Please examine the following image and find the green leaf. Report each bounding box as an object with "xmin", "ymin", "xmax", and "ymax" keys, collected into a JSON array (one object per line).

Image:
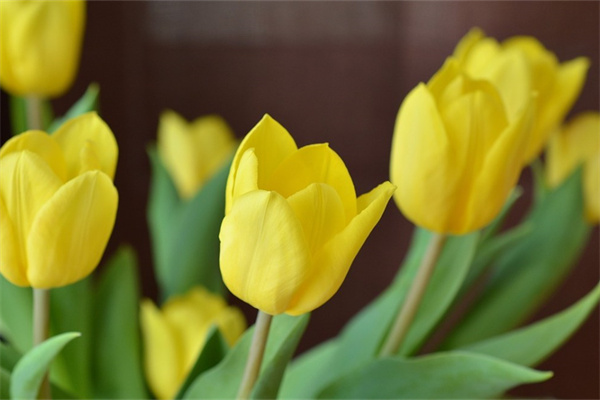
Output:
[
  {"xmin": 279, "ymin": 339, "xmax": 338, "ymax": 398},
  {"xmin": 0, "ymin": 276, "xmax": 32, "ymax": 354},
  {"xmin": 49, "ymin": 278, "xmax": 93, "ymax": 398},
  {"xmin": 10, "ymin": 332, "xmax": 80, "ymax": 400},
  {"xmin": 318, "ymin": 351, "xmax": 552, "ymax": 399},
  {"xmin": 0, "ymin": 341, "xmax": 21, "ymax": 372},
  {"xmin": 443, "ymin": 169, "xmax": 591, "ymax": 348},
  {"xmin": 480, "ymin": 186, "xmax": 524, "ymax": 243},
  {"xmin": 283, "ymin": 229, "xmax": 478, "ymax": 398},
  {"xmin": 92, "ymin": 246, "xmax": 147, "ymax": 399},
  {"xmin": 183, "ymin": 314, "xmax": 309, "ymax": 399},
  {"xmin": 461, "ymin": 283, "xmax": 600, "ymax": 367},
  {"xmin": 175, "ymin": 326, "xmax": 229, "ymax": 399},
  {"xmin": 1, "ymin": 368, "xmax": 10, "ymax": 400},
  {"xmin": 148, "ymin": 146, "xmax": 231, "ymax": 299},
  {"xmin": 48, "ymin": 84, "xmax": 100, "ymax": 133}
]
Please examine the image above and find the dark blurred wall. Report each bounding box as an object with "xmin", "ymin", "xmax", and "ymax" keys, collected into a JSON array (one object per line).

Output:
[{"xmin": 1, "ymin": 2, "xmax": 598, "ymax": 398}]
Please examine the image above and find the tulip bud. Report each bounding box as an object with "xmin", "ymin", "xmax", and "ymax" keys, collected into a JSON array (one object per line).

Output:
[
  {"xmin": 0, "ymin": 112, "xmax": 118, "ymax": 288},
  {"xmin": 454, "ymin": 28, "xmax": 589, "ymax": 163},
  {"xmin": 140, "ymin": 287, "xmax": 246, "ymax": 400},
  {"xmin": 158, "ymin": 110, "xmax": 236, "ymax": 200},
  {"xmin": 546, "ymin": 112, "xmax": 600, "ymax": 224},
  {"xmin": 390, "ymin": 58, "xmax": 534, "ymax": 235},
  {"xmin": 0, "ymin": 0, "xmax": 86, "ymax": 98},
  {"xmin": 220, "ymin": 114, "xmax": 395, "ymax": 316}
]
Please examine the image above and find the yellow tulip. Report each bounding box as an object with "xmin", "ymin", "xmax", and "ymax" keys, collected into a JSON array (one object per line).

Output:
[
  {"xmin": 454, "ymin": 28, "xmax": 589, "ymax": 163},
  {"xmin": 390, "ymin": 58, "xmax": 533, "ymax": 235},
  {"xmin": 158, "ymin": 110, "xmax": 237, "ymax": 200},
  {"xmin": 0, "ymin": 0, "xmax": 86, "ymax": 97},
  {"xmin": 220, "ymin": 114, "xmax": 395, "ymax": 316},
  {"xmin": 546, "ymin": 112, "xmax": 600, "ymax": 224},
  {"xmin": 140, "ymin": 287, "xmax": 246, "ymax": 400},
  {"xmin": 0, "ymin": 112, "xmax": 118, "ymax": 288}
]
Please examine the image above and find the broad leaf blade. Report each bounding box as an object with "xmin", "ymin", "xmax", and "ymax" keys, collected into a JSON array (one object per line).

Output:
[
  {"xmin": 1, "ymin": 367, "xmax": 10, "ymax": 399},
  {"xmin": 461, "ymin": 283, "xmax": 600, "ymax": 367},
  {"xmin": 92, "ymin": 246, "xmax": 147, "ymax": 399},
  {"xmin": 0, "ymin": 276, "xmax": 32, "ymax": 354},
  {"xmin": 183, "ymin": 314, "xmax": 309, "ymax": 399},
  {"xmin": 318, "ymin": 351, "xmax": 552, "ymax": 399},
  {"xmin": 10, "ymin": 332, "xmax": 80, "ymax": 400},
  {"xmin": 0, "ymin": 342, "xmax": 20, "ymax": 372}
]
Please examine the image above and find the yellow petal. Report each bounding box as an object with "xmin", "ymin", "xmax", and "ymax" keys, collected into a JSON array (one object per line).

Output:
[
  {"xmin": 0, "ymin": 151, "xmax": 63, "ymax": 283},
  {"xmin": 285, "ymin": 183, "xmax": 346, "ymax": 256},
  {"xmin": 267, "ymin": 143, "xmax": 357, "ymax": 221},
  {"xmin": 286, "ymin": 182, "xmax": 395, "ymax": 315},
  {"xmin": 453, "ymin": 28, "xmax": 485, "ymax": 63},
  {"xmin": 232, "ymin": 148, "xmax": 259, "ymax": 200},
  {"xmin": 390, "ymin": 83, "xmax": 461, "ymax": 233},
  {"xmin": 214, "ymin": 306, "xmax": 247, "ymax": 347},
  {"xmin": 526, "ymin": 57, "xmax": 589, "ymax": 163},
  {"xmin": 0, "ymin": 0, "xmax": 85, "ymax": 97},
  {"xmin": 0, "ymin": 130, "xmax": 67, "ymax": 181},
  {"xmin": 26, "ymin": 171, "xmax": 118, "ymax": 288},
  {"xmin": 226, "ymin": 114, "xmax": 297, "ymax": 214},
  {"xmin": 140, "ymin": 299, "xmax": 184, "ymax": 400},
  {"xmin": 584, "ymin": 156, "xmax": 600, "ymax": 224},
  {"xmin": 53, "ymin": 112, "xmax": 118, "ymax": 180},
  {"xmin": 0, "ymin": 196, "xmax": 28, "ymax": 286},
  {"xmin": 219, "ymin": 190, "xmax": 310, "ymax": 315}
]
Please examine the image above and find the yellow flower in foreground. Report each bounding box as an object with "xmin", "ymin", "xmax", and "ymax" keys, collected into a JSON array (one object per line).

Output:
[
  {"xmin": 390, "ymin": 58, "xmax": 533, "ymax": 235},
  {"xmin": 454, "ymin": 28, "xmax": 589, "ymax": 163},
  {"xmin": 546, "ymin": 112, "xmax": 600, "ymax": 224},
  {"xmin": 0, "ymin": 0, "xmax": 86, "ymax": 97},
  {"xmin": 158, "ymin": 110, "xmax": 236, "ymax": 200},
  {"xmin": 220, "ymin": 114, "xmax": 395, "ymax": 316},
  {"xmin": 140, "ymin": 287, "xmax": 246, "ymax": 400},
  {"xmin": 0, "ymin": 112, "xmax": 118, "ymax": 288}
]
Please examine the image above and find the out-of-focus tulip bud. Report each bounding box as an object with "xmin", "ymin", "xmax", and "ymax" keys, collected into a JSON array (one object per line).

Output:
[
  {"xmin": 220, "ymin": 114, "xmax": 395, "ymax": 316},
  {"xmin": 390, "ymin": 58, "xmax": 533, "ymax": 235},
  {"xmin": 140, "ymin": 287, "xmax": 246, "ymax": 400},
  {"xmin": 454, "ymin": 28, "xmax": 589, "ymax": 163},
  {"xmin": 0, "ymin": 0, "xmax": 86, "ymax": 97},
  {"xmin": 0, "ymin": 112, "xmax": 118, "ymax": 288},
  {"xmin": 546, "ymin": 112, "xmax": 600, "ymax": 224},
  {"xmin": 158, "ymin": 110, "xmax": 236, "ymax": 200}
]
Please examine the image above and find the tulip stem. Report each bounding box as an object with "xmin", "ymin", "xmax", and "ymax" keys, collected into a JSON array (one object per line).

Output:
[
  {"xmin": 33, "ymin": 288, "xmax": 51, "ymax": 399},
  {"xmin": 237, "ymin": 311, "xmax": 273, "ymax": 400},
  {"xmin": 379, "ymin": 233, "xmax": 447, "ymax": 357},
  {"xmin": 26, "ymin": 96, "xmax": 44, "ymax": 131}
]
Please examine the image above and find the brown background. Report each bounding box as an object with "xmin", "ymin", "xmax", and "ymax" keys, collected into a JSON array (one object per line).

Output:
[{"xmin": 1, "ymin": 1, "xmax": 598, "ymax": 398}]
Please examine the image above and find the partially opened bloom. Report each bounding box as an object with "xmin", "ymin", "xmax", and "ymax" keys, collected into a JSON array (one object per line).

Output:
[
  {"xmin": 390, "ymin": 58, "xmax": 533, "ymax": 235},
  {"xmin": 0, "ymin": 112, "xmax": 118, "ymax": 288},
  {"xmin": 0, "ymin": 0, "xmax": 86, "ymax": 97},
  {"xmin": 158, "ymin": 110, "xmax": 236, "ymax": 200},
  {"xmin": 546, "ymin": 112, "xmax": 600, "ymax": 224},
  {"xmin": 220, "ymin": 114, "xmax": 395, "ymax": 316},
  {"xmin": 140, "ymin": 287, "xmax": 246, "ymax": 400},
  {"xmin": 454, "ymin": 28, "xmax": 589, "ymax": 163}
]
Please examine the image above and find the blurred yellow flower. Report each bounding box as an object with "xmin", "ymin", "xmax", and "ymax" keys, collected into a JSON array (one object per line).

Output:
[
  {"xmin": 140, "ymin": 287, "xmax": 246, "ymax": 400},
  {"xmin": 220, "ymin": 114, "xmax": 395, "ymax": 316},
  {"xmin": 0, "ymin": 0, "xmax": 86, "ymax": 97},
  {"xmin": 454, "ymin": 28, "xmax": 589, "ymax": 163},
  {"xmin": 390, "ymin": 58, "xmax": 533, "ymax": 235},
  {"xmin": 158, "ymin": 110, "xmax": 236, "ymax": 200},
  {"xmin": 546, "ymin": 112, "xmax": 600, "ymax": 224},
  {"xmin": 0, "ymin": 112, "xmax": 118, "ymax": 288}
]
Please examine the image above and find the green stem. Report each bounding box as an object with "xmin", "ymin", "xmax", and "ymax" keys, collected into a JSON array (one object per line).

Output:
[
  {"xmin": 237, "ymin": 311, "xmax": 273, "ymax": 400},
  {"xmin": 26, "ymin": 96, "xmax": 43, "ymax": 130},
  {"xmin": 33, "ymin": 288, "xmax": 51, "ymax": 400},
  {"xmin": 379, "ymin": 233, "xmax": 447, "ymax": 357}
]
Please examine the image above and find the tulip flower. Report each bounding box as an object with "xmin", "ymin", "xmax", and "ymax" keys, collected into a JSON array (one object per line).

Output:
[
  {"xmin": 0, "ymin": 112, "xmax": 118, "ymax": 288},
  {"xmin": 220, "ymin": 114, "xmax": 395, "ymax": 316},
  {"xmin": 390, "ymin": 58, "xmax": 533, "ymax": 235},
  {"xmin": 140, "ymin": 287, "xmax": 246, "ymax": 400},
  {"xmin": 0, "ymin": 0, "xmax": 86, "ymax": 97},
  {"xmin": 454, "ymin": 28, "xmax": 589, "ymax": 163},
  {"xmin": 158, "ymin": 110, "xmax": 236, "ymax": 200},
  {"xmin": 546, "ymin": 112, "xmax": 600, "ymax": 224}
]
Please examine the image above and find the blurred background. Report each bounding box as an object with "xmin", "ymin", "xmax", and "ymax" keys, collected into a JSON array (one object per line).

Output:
[{"xmin": 1, "ymin": 1, "xmax": 598, "ymax": 398}]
